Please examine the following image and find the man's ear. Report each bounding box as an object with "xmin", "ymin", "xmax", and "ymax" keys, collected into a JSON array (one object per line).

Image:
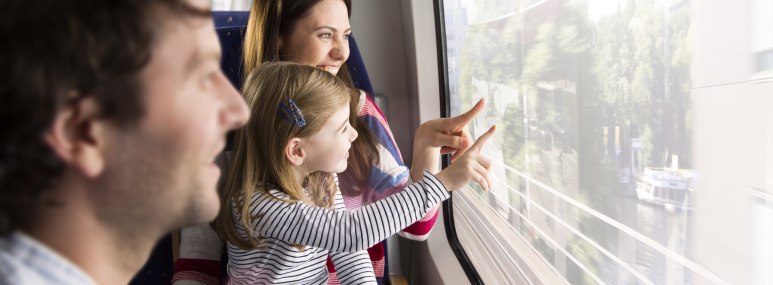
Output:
[
  {"xmin": 43, "ymin": 94, "xmax": 107, "ymax": 178},
  {"xmin": 285, "ymin": 137, "xmax": 306, "ymax": 166}
]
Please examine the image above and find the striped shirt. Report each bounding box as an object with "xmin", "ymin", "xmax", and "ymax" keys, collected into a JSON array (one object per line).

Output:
[
  {"xmin": 226, "ymin": 171, "xmax": 450, "ymax": 285},
  {"xmin": 0, "ymin": 232, "xmax": 96, "ymax": 285}
]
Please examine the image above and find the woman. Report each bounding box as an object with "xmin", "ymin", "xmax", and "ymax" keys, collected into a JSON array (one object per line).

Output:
[{"xmin": 173, "ymin": 1, "xmax": 482, "ymax": 284}]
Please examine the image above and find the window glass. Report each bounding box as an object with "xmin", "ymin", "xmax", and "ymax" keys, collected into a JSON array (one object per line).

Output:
[
  {"xmin": 751, "ymin": 189, "xmax": 772, "ymax": 285},
  {"xmin": 212, "ymin": 0, "xmax": 251, "ymax": 11},
  {"xmin": 443, "ymin": 0, "xmax": 773, "ymax": 284},
  {"xmin": 752, "ymin": 0, "xmax": 773, "ymax": 73}
]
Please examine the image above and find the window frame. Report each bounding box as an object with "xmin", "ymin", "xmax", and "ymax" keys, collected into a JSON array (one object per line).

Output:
[{"xmin": 434, "ymin": 0, "xmax": 484, "ymax": 284}]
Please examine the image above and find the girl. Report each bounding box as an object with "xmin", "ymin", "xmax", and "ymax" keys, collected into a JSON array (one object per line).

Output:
[
  {"xmin": 174, "ymin": 1, "xmax": 483, "ymax": 284},
  {"xmin": 220, "ymin": 62, "xmax": 494, "ymax": 284}
]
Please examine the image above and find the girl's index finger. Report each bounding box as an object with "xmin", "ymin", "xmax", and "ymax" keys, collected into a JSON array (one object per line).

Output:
[{"xmin": 469, "ymin": 124, "xmax": 497, "ymax": 153}]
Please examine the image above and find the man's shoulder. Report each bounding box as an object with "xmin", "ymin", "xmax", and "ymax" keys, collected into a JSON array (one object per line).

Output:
[
  {"xmin": 0, "ymin": 232, "xmax": 95, "ymax": 285},
  {"xmin": 0, "ymin": 233, "xmax": 53, "ymax": 285},
  {"xmin": 0, "ymin": 259, "xmax": 46, "ymax": 285}
]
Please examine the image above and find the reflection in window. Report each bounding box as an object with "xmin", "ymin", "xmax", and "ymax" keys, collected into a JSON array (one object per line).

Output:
[
  {"xmin": 443, "ymin": 0, "xmax": 770, "ymax": 284},
  {"xmin": 212, "ymin": 0, "xmax": 251, "ymax": 11},
  {"xmin": 752, "ymin": 0, "xmax": 773, "ymax": 73},
  {"xmin": 751, "ymin": 190, "xmax": 772, "ymax": 285}
]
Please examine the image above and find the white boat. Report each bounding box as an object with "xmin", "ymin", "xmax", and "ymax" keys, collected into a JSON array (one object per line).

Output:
[{"xmin": 635, "ymin": 167, "xmax": 694, "ymax": 210}]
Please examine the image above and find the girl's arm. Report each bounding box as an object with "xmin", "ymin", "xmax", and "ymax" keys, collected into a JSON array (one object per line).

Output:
[{"xmin": 251, "ymin": 171, "xmax": 450, "ymax": 253}]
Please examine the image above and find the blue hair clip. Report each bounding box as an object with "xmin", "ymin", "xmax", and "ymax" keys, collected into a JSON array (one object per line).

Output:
[{"xmin": 277, "ymin": 98, "xmax": 306, "ymax": 128}]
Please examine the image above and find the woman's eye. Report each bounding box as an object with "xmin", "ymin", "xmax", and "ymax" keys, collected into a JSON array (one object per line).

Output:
[
  {"xmin": 343, "ymin": 34, "xmax": 351, "ymax": 41},
  {"xmin": 319, "ymin": 33, "xmax": 332, "ymax": 39}
]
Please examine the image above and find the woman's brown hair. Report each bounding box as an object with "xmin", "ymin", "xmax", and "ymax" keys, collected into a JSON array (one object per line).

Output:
[
  {"xmin": 214, "ymin": 62, "xmax": 353, "ymax": 250},
  {"xmin": 242, "ymin": 0, "xmax": 379, "ymax": 195}
]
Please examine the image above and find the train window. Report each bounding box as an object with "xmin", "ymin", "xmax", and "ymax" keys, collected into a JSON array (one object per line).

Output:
[
  {"xmin": 752, "ymin": 0, "xmax": 773, "ymax": 74},
  {"xmin": 212, "ymin": 0, "xmax": 251, "ymax": 11},
  {"xmin": 439, "ymin": 0, "xmax": 773, "ymax": 284},
  {"xmin": 751, "ymin": 189, "xmax": 773, "ymax": 285}
]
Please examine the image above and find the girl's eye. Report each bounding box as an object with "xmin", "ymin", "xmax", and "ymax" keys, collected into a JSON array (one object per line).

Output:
[
  {"xmin": 343, "ymin": 34, "xmax": 351, "ymax": 41},
  {"xmin": 319, "ymin": 33, "xmax": 332, "ymax": 39}
]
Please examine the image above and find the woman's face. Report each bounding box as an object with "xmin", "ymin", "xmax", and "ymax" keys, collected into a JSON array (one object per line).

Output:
[{"xmin": 280, "ymin": 0, "xmax": 351, "ymax": 75}]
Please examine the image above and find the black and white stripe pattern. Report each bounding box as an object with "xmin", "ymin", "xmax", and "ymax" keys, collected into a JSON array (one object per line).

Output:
[{"xmin": 226, "ymin": 171, "xmax": 450, "ymax": 284}]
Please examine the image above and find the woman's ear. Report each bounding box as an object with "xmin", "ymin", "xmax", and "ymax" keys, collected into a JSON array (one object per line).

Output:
[
  {"xmin": 276, "ymin": 36, "xmax": 284, "ymax": 53},
  {"xmin": 285, "ymin": 137, "xmax": 306, "ymax": 166},
  {"xmin": 43, "ymin": 94, "xmax": 107, "ymax": 178}
]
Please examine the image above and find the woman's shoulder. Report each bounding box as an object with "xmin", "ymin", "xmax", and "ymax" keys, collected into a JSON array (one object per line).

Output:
[
  {"xmin": 354, "ymin": 89, "xmax": 367, "ymax": 113},
  {"xmin": 354, "ymin": 89, "xmax": 387, "ymax": 121}
]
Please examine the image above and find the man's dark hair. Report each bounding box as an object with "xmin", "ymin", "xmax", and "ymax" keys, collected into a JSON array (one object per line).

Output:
[{"xmin": 0, "ymin": 0, "xmax": 210, "ymax": 234}]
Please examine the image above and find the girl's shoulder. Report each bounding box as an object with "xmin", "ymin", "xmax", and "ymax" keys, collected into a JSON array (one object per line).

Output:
[
  {"xmin": 264, "ymin": 188, "xmax": 290, "ymax": 198},
  {"xmin": 241, "ymin": 183, "xmax": 290, "ymax": 204}
]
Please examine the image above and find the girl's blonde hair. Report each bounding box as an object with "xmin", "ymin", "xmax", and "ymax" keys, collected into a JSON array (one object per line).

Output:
[
  {"xmin": 243, "ymin": 0, "xmax": 379, "ymax": 194},
  {"xmin": 214, "ymin": 62, "xmax": 354, "ymax": 250}
]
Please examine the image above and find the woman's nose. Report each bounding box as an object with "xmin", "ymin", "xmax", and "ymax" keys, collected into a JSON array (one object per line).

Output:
[{"xmin": 330, "ymin": 39, "xmax": 349, "ymax": 61}]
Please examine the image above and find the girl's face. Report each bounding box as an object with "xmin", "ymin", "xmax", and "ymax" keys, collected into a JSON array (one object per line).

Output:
[
  {"xmin": 302, "ymin": 104, "xmax": 358, "ymax": 174},
  {"xmin": 280, "ymin": 0, "xmax": 350, "ymax": 75}
]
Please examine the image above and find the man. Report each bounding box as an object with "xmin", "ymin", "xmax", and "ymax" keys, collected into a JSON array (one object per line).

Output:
[{"xmin": 0, "ymin": 0, "xmax": 249, "ymax": 284}]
